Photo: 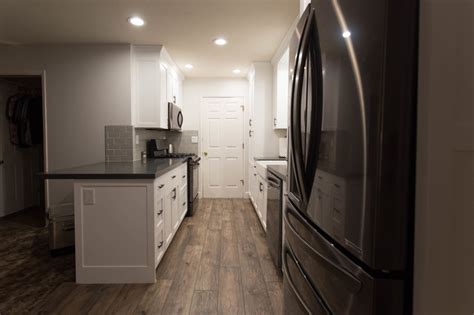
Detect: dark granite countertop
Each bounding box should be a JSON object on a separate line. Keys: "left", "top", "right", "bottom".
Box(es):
{"left": 254, "top": 157, "right": 287, "bottom": 161}
{"left": 268, "top": 164, "right": 287, "bottom": 182}
{"left": 41, "top": 158, "right": 188, "bottom": 180}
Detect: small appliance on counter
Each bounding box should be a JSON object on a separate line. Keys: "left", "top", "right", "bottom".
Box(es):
{"left": 147, "top": 139, "right": 200, "bottom": 215}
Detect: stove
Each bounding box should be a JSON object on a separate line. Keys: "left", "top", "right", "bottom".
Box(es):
{"left": 147, "top": 139, "right": 200, "bottom": 216}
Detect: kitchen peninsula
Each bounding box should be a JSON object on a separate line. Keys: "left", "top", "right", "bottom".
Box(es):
{"left": 43, "top": 158, "right": 189, "bottom": 284}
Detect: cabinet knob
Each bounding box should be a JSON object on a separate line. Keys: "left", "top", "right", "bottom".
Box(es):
{"left": 182, "top": 175, "right": 186, "bottom": 178}
{"left": 172, "top": 175, "right": 176, "bottom": 179}
{"left": 158, "top": 241, "right": 164, "bottom": 249}
{"left": 157, "top": 210, "right": 163, "bottom": 215}
{"left": 274, "top": 118, "right": 277, "bottom": 126}
{"left": 158, "top": 184, "right": 165, "bottom": 189}
{"left": 183, "top": 202, "right": 186, "bottom": 206}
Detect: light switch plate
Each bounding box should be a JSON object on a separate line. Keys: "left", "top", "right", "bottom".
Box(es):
{"left": 191, "top": 136, "right": 198, "bottom": 143}
{"left": 83, "top": 188, "right": 95, "bottom": 205}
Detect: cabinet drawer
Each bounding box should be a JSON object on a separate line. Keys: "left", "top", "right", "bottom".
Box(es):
{"left": 155, "top": 196, "right": 164, "bottom": 227}
{"left": 155, "top": 224, "right": 165, "bottom": 267}
{"left": 180, "top": 188, "right": 187, "bottom": 211}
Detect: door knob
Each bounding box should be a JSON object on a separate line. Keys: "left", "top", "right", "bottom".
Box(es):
{"left": 203, "top": 152, "right": 208, "bottom": 156}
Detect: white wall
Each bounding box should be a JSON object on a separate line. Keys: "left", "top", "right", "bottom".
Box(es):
{"left": 414, "top": 1, "right": 474, "bottom": 314}
{"left": 0, "top": 44, "right": 132, "bottom": 205}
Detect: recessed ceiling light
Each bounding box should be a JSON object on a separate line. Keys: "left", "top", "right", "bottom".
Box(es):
{"left": 213, "top": 38, "right": 228, "bottom": 46}
{"left": 128, "top": 16, "right": 145, "bottom": 27}
{"left": 232, "top": 69, "right": 241, "bottom": 74}
{"left": 184, "top": 64, "right": 194, "bottom": 69}
{"left": 342, "top": 31, "right": 351, "bottom": 38}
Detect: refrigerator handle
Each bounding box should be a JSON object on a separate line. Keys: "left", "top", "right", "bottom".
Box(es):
{"left": 304, "top": 10, "right": 324, "bottom": 190}
{"left": 290, "top": 9, "right": 314, "bottom": 206}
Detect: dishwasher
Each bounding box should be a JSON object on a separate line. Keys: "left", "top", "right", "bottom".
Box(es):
{"left": 266, "top": 169, "right": 283, "bottom": 273}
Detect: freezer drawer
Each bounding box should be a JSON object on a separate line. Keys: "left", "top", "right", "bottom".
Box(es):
{"left": 283, "top": 201, "right": 405, "bottom": 314}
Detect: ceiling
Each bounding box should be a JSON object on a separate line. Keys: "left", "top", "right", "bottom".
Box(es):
{"left": 0, "top": 0, "right": 299, "bottom": 78}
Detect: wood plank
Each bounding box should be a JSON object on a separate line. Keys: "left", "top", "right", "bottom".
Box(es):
{"left": 187, "top": 225, "right": 207, "bottom": 247}
{"left": 87, "top": 285, "right": 124, "bottom": 315}
{"left": 53, "top": 284, "right": 104, "bottom": 314}
{"left": 208, "top": 207, "right": 223, "bottom": 230}
{"left": 35, "top": 282, "right": 76, "bottom": 314}
{"left": 105, "top": 284, "right": 151, "bottom": 314}
{"left": 161, "top": 245, "right": 203, "bottom": 314}
{"left": 220, "top": 221, "right": 240, "bottom": 267}
{"left": 133, "top": 280, "right": 173, "bottom": 314}
{"left": 251, "top": 226, "right": 282, "bottom": 282}
{"left": 266, "top": 281, "right": 284, "bottom": 315}
{"left": 234, "top": 206, "right": 274, "bottom": 315}
{"left": 195, "top": 229, "right": 221, "bottom": 290}
{"left": 218, "top": 267, "right": 245, "bottom": 315}
{"left": 189, "top": 290, "right": 218, "bottom": 315}
{"left": 156, "top": 222, "right": 191, "bottom": 280}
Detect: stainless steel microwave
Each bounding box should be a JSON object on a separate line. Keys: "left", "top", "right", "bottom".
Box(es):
{"left": 168, "top": 102, "right": 183, "bottom": 131}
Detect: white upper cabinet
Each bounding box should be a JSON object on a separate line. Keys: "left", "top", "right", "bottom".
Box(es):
{"left": 132, "top": 45, "right": 183, "bottom": 129}
{"left": 273, "top": 48, "right": 289, "bottom": 129}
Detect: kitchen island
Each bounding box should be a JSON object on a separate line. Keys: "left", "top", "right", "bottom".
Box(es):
{"left": 43, "top": 159, "right": 189, "bottom": 284}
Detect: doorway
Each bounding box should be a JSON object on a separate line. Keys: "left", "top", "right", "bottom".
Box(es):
{"left": 201, "top": 97, "right": 245, "bottom": 198}
{"left": 0, "top": 75, "right": 46, "bottom": 226}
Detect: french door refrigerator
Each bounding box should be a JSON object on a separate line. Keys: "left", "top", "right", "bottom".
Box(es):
{"left": 284, "top": 1, "right": 418, "bottom": 314}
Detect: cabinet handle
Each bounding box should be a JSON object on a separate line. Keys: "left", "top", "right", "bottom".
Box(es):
{"left": 182, "top": 175, "right": 186, "bottom": 179}
{"left": 334, "top": 184, "right": 341, "bottom": 188}
{"left": 259, "top": 183, "right": 263, "bottom": 192}
{"left": 183, "top": 202, "right": 186, "bottom": 206}
{"left": 172, "top": 175, "right": 176, "bottom": 179}
{"left": 249, "top": 130, "right": 253, "bottom": 137}
{"left": 274, "top": 118, "right": 277, "bottom": 126}
{"left": 172, "top": 188, "right": 177, "bottom": 199}
{"left": 157, "top": 210, "right": 163, "bottom": 215}
{"left": 158, "top": 241, "right": 164, "bottom": 249}
{"left": 249, "top": 119, "right": 252, "bottom": 126}
{"left": 158, "top": 184, "right": 165, "bottom": 189}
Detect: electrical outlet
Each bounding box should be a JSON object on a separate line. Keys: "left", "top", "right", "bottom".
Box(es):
{"left": 83, "top": 189, "right": 95, "bottom": 205}
{"left": 191, "top": 136, "right": 198, "bottom": 143}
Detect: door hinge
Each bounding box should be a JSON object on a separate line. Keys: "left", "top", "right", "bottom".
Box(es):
{"left": 242, "top": 143, "right": 244, "bottom": 149}
{"left": 240, "top": 105, "right": 244, "bottom": 111}
{"left": 241, "top": 179, "right": 244, "bottom": 185}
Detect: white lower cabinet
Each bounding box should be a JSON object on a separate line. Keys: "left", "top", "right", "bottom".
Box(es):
{"left": 249, "top": 170, "right": 268, "bottom": 231}
{"left": 74, "top": 162, "right": 187, "bottom": 284}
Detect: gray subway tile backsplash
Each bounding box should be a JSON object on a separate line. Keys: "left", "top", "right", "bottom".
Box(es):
{"left": 134, "top": 129, "right": 199, "bottom": 160}
{"left": 104, "top": 125, "right": 134, "bottom": 162}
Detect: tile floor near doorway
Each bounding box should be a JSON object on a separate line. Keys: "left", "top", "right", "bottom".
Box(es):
{"left": 0, "top": 199, "right": 283, "bottom": 314}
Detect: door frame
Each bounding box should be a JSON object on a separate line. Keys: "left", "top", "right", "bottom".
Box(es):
{"left": 0, "top": 70, "right": 49, "bottom": 211}
{"left": 199, "top": 96, "right": 246, "bottom": 199}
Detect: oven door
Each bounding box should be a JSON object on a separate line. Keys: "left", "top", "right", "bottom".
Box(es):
{"left": 168, "top": 102, "right": 183, "bottom": 130}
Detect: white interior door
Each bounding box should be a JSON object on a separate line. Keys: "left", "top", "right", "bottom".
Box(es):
{"left": 202, "top": 97, "right": 244, "bottom": 198}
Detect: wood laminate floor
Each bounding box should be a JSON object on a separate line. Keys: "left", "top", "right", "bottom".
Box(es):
{"left": 1, "top": 199, "right": 283, "bottom": 314}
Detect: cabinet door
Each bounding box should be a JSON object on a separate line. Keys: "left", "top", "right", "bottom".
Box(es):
{"left": 160, "top": 64, "right": 169, "bottom": 128}
{"left": 164, "top": 185, "right": 173, "bottom": 245}
{"left": 171, "top": 185, "right": 180, "bottom": 231}
{"left": 261, "top": 179, "right": 268, "bottom": 228}
{"left": 134, "top": 47, "right": 165, "bottom": 128}
{"left": 166, "top": 71, "right": 174, "bottom": 103}
{"left": 274, "top": 48, "right": 289, "bottom": 129}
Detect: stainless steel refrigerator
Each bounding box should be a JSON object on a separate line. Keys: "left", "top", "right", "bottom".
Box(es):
{"left": 284, "top": 1, "right": 418, "bottom": 314}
